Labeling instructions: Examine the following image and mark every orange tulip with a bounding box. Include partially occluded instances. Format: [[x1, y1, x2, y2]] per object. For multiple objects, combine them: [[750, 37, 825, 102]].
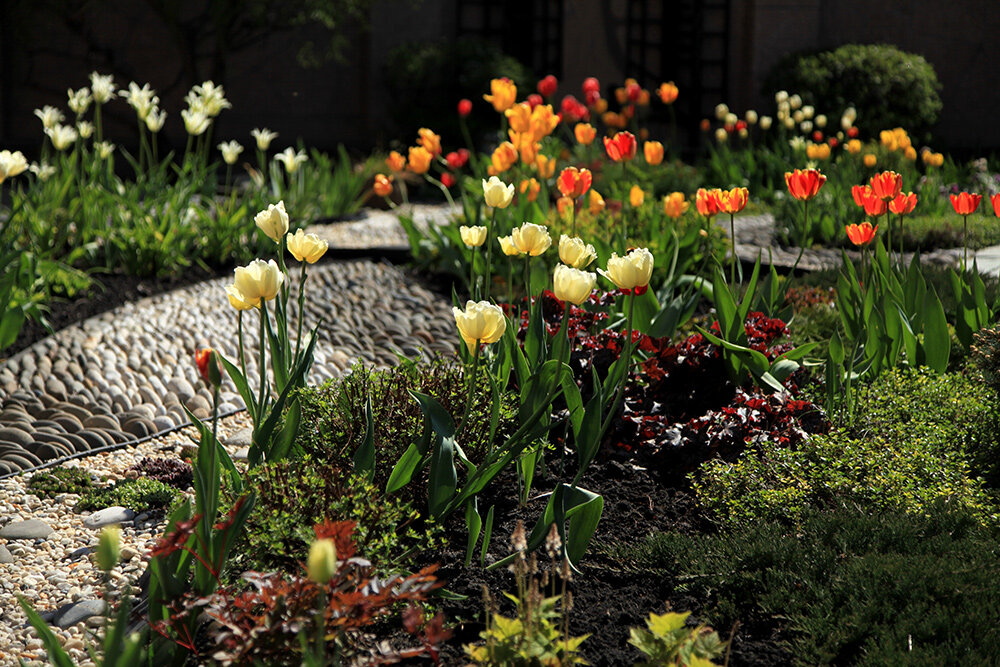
[[695, 188, 722, 217], [861, 189, 887, 216], [417, 128, 442, 156], [484, 77, 517, 113], [386, 151, 406, 172], [604, 131, 637, 161], [662, 192, 688, 219], [505, 102, 532, 133], [657, 82, 679, 104], [785, 169, 827, 201], [991, 193, 1000, 217], [845, 222, 878, 246], [535, 154, 556, 179], [643, 141, 664, 166], [489, 141, 518, 174], [717, 187, 749, 214], [851, 184, 873, 208], [556, 196, 575, 219], [863, 154, 877, 168], [870, 171, 902, 201], [519, 178, 541, 202], [629, 185, 645, 208], [557, 167, 593, 198], [407, 146, 432, 174], [889, 192, 917, 215], [588, 189, 605, 215], [373, 173, 393, 197], [950, 192, 982, 215], [574, 123, 596, 145], [529, 104, 560, 139]]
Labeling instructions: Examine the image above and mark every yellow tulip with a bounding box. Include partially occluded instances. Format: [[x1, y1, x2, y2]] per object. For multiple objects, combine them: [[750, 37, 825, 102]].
[[629, 185, 645, 208], [0, 150, 29, 184], [460, 225, 488, 247], [251, 128, 278, 150], [307, 539, 338, 584], [254, 201, 289, 243], [553, 264, 597, 305], [662, 192, 689, 219], [599, 248, 654, 292], [558, 235, 597, 269], [225, 284, 256, 311], [386, 150, 406, 172], [417, 127, 442, 156], [864, 154, 877, 168], [482, 176, 515, 208], [453, 300, 507, 352], [505, 102, 533, 133], [574, 123, 597, 145], [286, 229, 329, 263], [846, 139, 862, 154], [589, 189, 605, 215], [483, 78, 517, 113], [534, 154, 556, 179], [643, 141, 664, 166], [233, 259, 284, 306], [512, 222, 552, 256], [498, 235, 521, 257], [407, 146, 432, 174]]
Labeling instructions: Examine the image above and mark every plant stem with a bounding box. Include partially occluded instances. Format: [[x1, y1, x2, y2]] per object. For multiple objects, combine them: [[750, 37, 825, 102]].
[[596, 292, 636, 451], [469, 247, 478, 300], [484, 208, 497, 301], [963, 214, 969, 272], [729, 212, 737, 283], [293, 261, 307, 362], [791, 199, 809, 275], [257, 302, 268, 419], [457, 342, 481, 438], [523, 257, 532, 326]]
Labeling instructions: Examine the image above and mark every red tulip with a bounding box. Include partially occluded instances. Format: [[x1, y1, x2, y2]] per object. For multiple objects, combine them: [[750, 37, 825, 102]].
[[526, 94, 543, 109], [457, 99, 472, 117], [440, 172, 456, 188], [582, 77, 600, 94], [889, 192, 917, 215], [950, 192, 982, 215], [557, 166, 593, 199], [195, 348, 220, 387], [847, 126, 860, 138], [604, 131, 637, 162], [991, 193, 1000, 217], [851, 184, 873, 208], [812, 131, 824, 142], [861, 189, 887, 216], [695, 188, 722, 217], [785, 168, 827, 201], [537, 75, 558, 98], [717, 187, 749, 214], [845, 222, 877, 246], [870, 171, 903, 201], [584, 89, 601, 107]]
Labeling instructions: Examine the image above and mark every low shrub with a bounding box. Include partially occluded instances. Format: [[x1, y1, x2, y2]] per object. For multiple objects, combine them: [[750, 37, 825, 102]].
[[77, 477, 180, 512], [26, 466, 97, 499], [126, 457, 193, 490], [615, 505, 1000, 665], [972, 324, 1000, 392], [222, 458, 440, 577]]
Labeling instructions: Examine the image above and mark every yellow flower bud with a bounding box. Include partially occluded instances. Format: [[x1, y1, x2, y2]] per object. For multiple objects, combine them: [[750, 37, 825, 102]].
[[233, 259, 284, 305], [96, 527, 121, 572], [599, 248, 654, 292], [254, 201, 289, 243], [307, 539, 338, 584], [629, 185, 645, 208], [453, 300, 507, 352], [460, 225, 487, 248], [864, 153, 877, 168], [286, 229, 329, 263], [553, 264, 596, 305], [588, 189, 605, 215], [759, 116, 773, 130], [511, 222, 552, 256], [558, 235, 596, 269], [482, 176, 515, 208], [643, 141, 664, 166]]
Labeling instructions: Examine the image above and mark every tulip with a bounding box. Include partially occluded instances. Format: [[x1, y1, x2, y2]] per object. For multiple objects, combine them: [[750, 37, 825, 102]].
[[889, 192, 917, 216], [45, 124, 77, 151], [29, 162, 56, 181], [195, 348, 222, 388], [499, 235, 521, 257], [460, 225, 488, 248], [417, 128, 442, 156], [992, 193, 1000, 218], [89, 72, 116, 103], [537, 74, 558, 98], [0, 150, 29, 184], [556, 196, 575, 219], [715, 103, 729, 120], [457, 98, 473, 117], [714, 128, 728, 143], [861, 189, 888, 217], [489, 142, 518, 174], [252, 128, 278, 151], [534, 154, 556, 179], [181, 108, 210, 136], [440, 172, 456, 188], [657, 82, 679, 104], [604, 131, 637, 161], [805, 142, 830, 160], [717, 187, 748, 215], [519, 178, 541, 202], [574, 123, 597, 145], [863, 154, 877, 168], [234, 259, 284, 306], [483, 77, 517, 113], [307, 539, 338, 584], [696, 188, 722, 217], [588, 190, 605, 215], [557, 167, 592, 199], [759, 116, 773, 130], [405, 146, 431, 174], [453, 300, 506, 352], [145, 108, 166, 133], [255, 201, 289, 243], [225, 284, 256, 311], [287, 229, 329, 263], [629, 185, 645, 208], [582, 77, 600, 94], [482, 176, 515, 208], [663, 192, 688, 219], [559, 235, 597, 269], [512, 222, 552, 256], [554, 264, 597, 305], [870, 171, 903, 201], [373, 173, 393, 197], [34, 106, 65, 130], [96, 527, 121, 572], [785, 169, 826, 201], [845, 222, 877, 247], [218, 140, 243, 165], [643, 141, 664, 166], [599, 247, 654, 295], [950, 192, 982, 216], [386, 151, 406, 172], [445, 150, 467, 170], [744, 110, 758, 125]]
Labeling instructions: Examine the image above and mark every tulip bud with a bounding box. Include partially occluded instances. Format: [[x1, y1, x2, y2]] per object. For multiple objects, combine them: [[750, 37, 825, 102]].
[[386, 151, 406, 172], [482, 176, 515, 208], [96, 527, 121, 572], [815, 114, 827, 128], [759, 116, 772, 130], [558, 235, 597, 269], [588, 189, 605, 215], [714, 103, 729, 120], [457, 98, 473, 117], [715, 128, 728, 143], [287, 229, 329, 263], [643, 141, 664, 166], [629, 185, 645, 208], [195, 348, 222, 388], [537, 74, 558, 98], [745, 110, 758, 125], [374, 174, 393, 197], [255, 201, 289, 243], [789, 94, 802, 109], [307, 539, 338, 584], [553, 264, 597, 305], [775, 90, 789, 104], [460, 225, 488, 248]]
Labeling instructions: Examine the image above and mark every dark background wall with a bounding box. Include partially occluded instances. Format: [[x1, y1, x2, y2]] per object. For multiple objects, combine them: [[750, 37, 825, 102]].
[[1, 0, 997, 159]]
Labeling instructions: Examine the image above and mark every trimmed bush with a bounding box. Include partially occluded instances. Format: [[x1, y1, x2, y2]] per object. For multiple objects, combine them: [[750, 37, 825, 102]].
[[765, 44, 942, 140]]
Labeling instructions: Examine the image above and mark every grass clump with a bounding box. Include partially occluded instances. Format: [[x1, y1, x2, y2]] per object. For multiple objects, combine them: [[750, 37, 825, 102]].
[[26, 467, 98, 499], [614, 505, 1000, 666], [77, 477, 180, 512]]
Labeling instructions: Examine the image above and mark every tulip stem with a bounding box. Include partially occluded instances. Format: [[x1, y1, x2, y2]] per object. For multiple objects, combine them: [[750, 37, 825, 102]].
[[457, 342, 481, 439], [729, 213, 737, 284], [484, 208, 497, 301], [237, 312, 248, 395], [294, 261, 307, 363], [899, 214, 905, 267], [589, 292, 636, 484], [963, 214, 969, 272], [469, 248, 478, 301], [256, 302, 269, 421], [523, 257, 532, 325], [791, 199, 809, 275]]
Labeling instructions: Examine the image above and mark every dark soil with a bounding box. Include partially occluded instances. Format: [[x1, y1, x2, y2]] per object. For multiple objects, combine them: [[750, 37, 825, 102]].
[[415, 458, 793, 666]]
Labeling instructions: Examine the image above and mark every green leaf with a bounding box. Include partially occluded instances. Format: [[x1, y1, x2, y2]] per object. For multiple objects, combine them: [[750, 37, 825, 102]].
[[521, 484, 605, 566], [352, 391, 375, 480], [410, 391, 456, 438], [385, 442, 424, 494], [18, 597, 75, 667], [464, 498, 482, 567], [481, 504, 495, 567], [922, 287, 950, 373], [427, 435, 458, 518], [268, 397, 302, 461]]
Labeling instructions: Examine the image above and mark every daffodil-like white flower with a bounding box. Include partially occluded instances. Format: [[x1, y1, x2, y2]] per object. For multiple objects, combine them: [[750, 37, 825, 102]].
[[181, 108, 211, 136], [67, 87, 92, 116], [34, 106, 65, 131], [186, 81, 231, 117], [122, 82, 159, 121], [45, 124, 78, 151], [29, 162, 56, 181], [89, 72, 116, 103], [251, 128, 278, 150], [218, 140, 244, 165], [76, 121, 94, 139], [145, 108, 167, 133], [0, 150, 29, 184], [254, 201, 289, 243], [95, 142, 115, 159], [275, 147, 308, 174]]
